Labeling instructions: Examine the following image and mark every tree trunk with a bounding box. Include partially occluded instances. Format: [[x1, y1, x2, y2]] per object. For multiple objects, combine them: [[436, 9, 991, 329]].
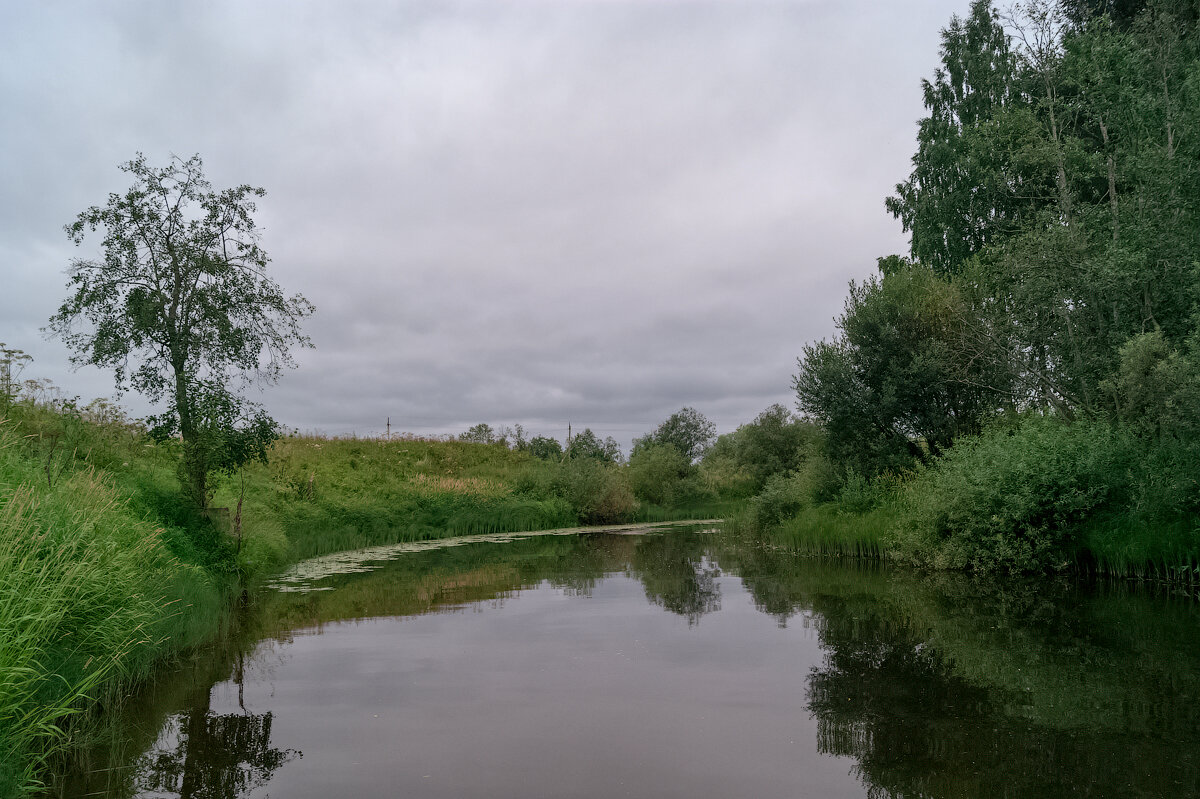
[[173, 358, 208, 509]]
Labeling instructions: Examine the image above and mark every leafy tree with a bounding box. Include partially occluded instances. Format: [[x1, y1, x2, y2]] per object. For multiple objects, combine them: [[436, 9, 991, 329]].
[[459, 423, 496, 444], [529, 435, 563, 460], [565, 428, 622, 463], [730, 404, 822, 490], [794, 265, 1002, 476], [637, 407, 716, 462], [886, 0, 1044, 275], [47, 154, 314, 507]]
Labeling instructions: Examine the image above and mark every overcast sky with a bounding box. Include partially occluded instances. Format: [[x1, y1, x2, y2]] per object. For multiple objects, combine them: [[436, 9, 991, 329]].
[[1, 0, 967, 447]]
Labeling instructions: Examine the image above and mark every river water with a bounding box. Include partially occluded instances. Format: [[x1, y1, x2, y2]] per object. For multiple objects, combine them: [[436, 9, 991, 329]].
[[51, 523, 1200, 798]]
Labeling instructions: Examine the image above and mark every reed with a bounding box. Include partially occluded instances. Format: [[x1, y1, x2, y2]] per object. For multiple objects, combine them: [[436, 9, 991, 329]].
[[768, 504, 891, 559], [0, 417, 223, 798]]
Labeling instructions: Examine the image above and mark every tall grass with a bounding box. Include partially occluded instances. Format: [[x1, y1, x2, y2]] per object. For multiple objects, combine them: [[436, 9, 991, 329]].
[[0, 417, 224, 798], [728, 502, 890, 559]]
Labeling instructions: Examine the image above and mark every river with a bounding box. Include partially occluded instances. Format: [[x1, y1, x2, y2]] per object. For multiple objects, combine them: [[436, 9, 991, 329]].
[[49, 523, 1200, 798]]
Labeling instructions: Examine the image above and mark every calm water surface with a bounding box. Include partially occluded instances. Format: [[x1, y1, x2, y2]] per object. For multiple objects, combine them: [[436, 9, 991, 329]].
[[52, 524, 1200, 798]]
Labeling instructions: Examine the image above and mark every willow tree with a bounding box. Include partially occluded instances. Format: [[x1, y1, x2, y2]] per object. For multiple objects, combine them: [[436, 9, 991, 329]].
[[48, 154, 314, 507]]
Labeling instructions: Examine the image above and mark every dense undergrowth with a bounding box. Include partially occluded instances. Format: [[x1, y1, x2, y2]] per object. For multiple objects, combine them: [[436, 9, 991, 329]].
[[734, 414, 1199, 582]]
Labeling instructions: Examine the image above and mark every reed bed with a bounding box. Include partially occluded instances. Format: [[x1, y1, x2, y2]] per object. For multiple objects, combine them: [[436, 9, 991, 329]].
[[764, 505, 890, 559]]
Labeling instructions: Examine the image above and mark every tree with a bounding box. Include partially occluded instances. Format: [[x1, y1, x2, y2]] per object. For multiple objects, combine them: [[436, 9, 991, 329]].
[[565, 428, 622, 463], [529, 435, 563, 460], [459, 423, 496, 444], [793, 265, 1002, 477], [0, 343, 32, 414], [886, 0, 1050, 275], [637, 407, 716, 462], [48, 154, 314, 507], [730, 404, 822, 490]]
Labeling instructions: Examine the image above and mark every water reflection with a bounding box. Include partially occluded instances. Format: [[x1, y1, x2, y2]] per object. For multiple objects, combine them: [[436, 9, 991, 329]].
[[630, 528, 722, 624], [722, 541, 1200, 798], [49, 526, 1200, 799], [137, 708, 297, 799]]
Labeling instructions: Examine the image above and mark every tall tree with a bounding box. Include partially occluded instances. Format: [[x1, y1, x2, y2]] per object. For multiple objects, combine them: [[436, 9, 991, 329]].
[[887, 0, 1049, 275], [48, 154, 314, 507], [794, 265, 1003, 476]]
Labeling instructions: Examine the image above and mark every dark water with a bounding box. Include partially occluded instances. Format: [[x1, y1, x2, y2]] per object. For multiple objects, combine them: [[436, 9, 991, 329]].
[[52, 524, 1200, 798]]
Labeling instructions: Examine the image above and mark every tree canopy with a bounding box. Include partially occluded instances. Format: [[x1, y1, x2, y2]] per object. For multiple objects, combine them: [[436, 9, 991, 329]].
[[48, 154, 314, 506], [635, 407, 716, 463], [796, 0, 1200, 486]]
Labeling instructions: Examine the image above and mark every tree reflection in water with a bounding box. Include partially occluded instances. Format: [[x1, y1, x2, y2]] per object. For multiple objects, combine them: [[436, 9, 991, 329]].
[[137, 708, 298, 799], [131, 648, 299, 799], [631, 530, 721, 625]]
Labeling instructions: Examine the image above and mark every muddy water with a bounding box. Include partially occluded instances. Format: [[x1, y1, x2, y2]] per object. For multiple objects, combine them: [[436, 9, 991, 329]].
[[51, 524, 1200, 798]]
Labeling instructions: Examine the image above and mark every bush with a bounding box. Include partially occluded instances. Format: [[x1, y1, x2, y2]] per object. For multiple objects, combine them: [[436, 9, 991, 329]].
[[628, 443, 690, 506], [551, 459, 638, 524], [749, 472, 809, 528], [893, 415, 1139, 573]]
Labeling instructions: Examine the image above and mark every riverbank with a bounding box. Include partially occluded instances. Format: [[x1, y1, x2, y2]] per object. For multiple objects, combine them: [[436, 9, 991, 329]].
[[732, 415, 1200, 584], [0, 402, 739, 797]]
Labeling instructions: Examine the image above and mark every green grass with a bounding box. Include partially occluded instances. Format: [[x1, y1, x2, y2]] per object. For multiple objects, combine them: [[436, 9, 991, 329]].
[[0, 404, 744, 796], [0, 415, 225, 798], [728, 502, 890, 559]]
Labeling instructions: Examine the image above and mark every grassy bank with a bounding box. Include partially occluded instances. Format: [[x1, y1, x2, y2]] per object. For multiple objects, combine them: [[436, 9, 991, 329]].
[[0, 408, 228, 797], [0, 401, 744, 796], [738, 415, 1200, 582]]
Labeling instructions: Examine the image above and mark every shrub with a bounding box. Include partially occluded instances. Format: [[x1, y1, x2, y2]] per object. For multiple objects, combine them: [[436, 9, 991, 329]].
[[893, 415, 1139, 573], [551, 459, 637, 524], [628, 443, 690, 506]]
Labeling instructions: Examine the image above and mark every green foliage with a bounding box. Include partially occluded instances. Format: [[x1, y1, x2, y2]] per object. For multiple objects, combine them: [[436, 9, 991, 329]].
[[0, 414, 225, 797], [693, 437, 756, 499], [528, 435, 563, 460], [1103, 328, 1200, 438], [893, 415, 1140, 573], [723, 404, 822, 490], [47, 153, 313, 508], [459, 423, 496, 444], [749, 472, 811, 529], [794, 266, 999, 477], [886, 0, 1035, 275], [628, 442, 691, 506], [775, 1, 1200, 580], [550, 459, 638, 525], [564, 428, 621, 463], [636, 407, 716, 462]]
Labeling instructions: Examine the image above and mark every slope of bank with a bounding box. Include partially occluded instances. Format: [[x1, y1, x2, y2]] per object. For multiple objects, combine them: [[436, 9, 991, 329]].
[[0, 402, 738, 797], [734, 414, 1199, 583]]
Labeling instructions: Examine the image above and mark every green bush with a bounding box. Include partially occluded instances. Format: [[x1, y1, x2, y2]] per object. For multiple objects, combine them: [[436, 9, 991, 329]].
[[551, 459, 638, 524], [628, 443, 690, 506], [893, 416, 1139, 573]]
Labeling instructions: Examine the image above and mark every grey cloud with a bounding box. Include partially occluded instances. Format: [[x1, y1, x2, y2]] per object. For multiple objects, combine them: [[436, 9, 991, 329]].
[[2, 0, 966, 441]]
